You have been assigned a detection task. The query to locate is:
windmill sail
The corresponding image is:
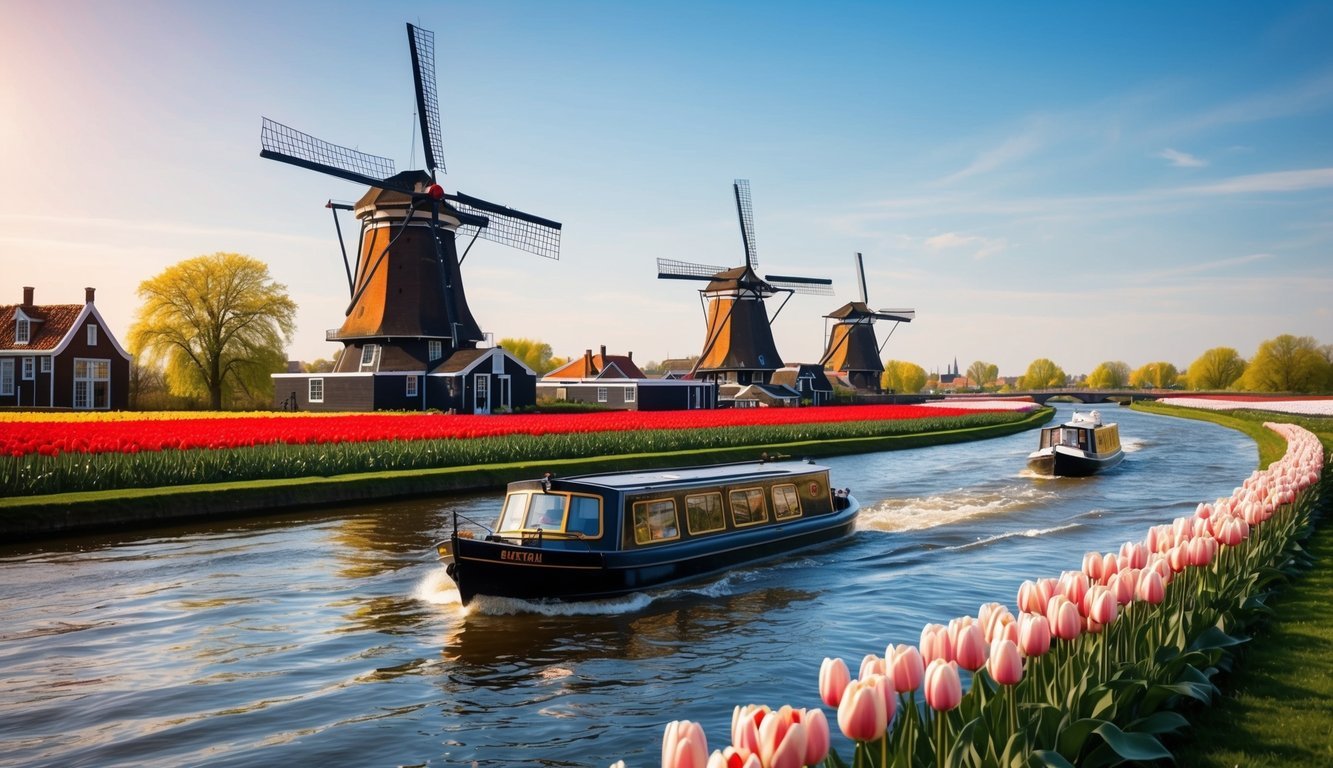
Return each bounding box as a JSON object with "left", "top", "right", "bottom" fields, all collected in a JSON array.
[
  {"left": 657, "top": 258, "right": 729, "bottom": 281},
  {"left": 733, "top": 179, "right": 759, "bottom": 269},
  {"left": 453, "top": 194, "right": 562, "bottom": 260},
  {"left": 407, "top": 23, "right": 447, "bottom": 176},
  {"left": 260, "top": 118, "right": 399, "bottom": 191}
]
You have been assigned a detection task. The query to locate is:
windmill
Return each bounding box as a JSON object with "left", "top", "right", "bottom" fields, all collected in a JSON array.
[
  {"left": 819, "top": 252, "right": 915, "bottom": 391},
  {"left": 259, "top": 23, "right": 560, "bottom": 384},
  {"left": 657, "top": 180, "right": 832, "bottom": 392}
]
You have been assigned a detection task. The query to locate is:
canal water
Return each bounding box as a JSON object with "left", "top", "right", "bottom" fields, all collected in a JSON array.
[{"left": 0, "top": 404, "right": 1258, "bottom": 767}]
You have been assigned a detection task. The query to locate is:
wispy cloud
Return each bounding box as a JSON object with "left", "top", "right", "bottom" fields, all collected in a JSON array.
[
  {"left": 922, "top": 232, "right": 1008, "bottom": 259},
  {"left": 1177, "top": 167, "right": 1333, "bottom": 195},
  {"left": 936, "top": 124, "right": 1046, "bottom": 185},
  {"left": 1139, "top": 252, "right": 1275, "bottom": 281},
  {"left": 1157, "top": 147, "right": 1207, "bottom": 167},
  {"left": 1170, "top": 69, "right": 1333, "bottom": 134}
]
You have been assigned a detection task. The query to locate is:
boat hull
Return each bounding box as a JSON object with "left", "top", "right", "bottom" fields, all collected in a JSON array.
[
  {"left": 1027, "top": 447, "right": 1123, "bottom": 477},
  {"left": 443, "top": 500, "right": 859, "bottom": 605}
]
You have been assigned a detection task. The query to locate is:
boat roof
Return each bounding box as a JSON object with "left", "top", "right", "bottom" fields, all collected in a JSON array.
[
  {"left": 1054, "top": 410, "right": 1115, "bottom": 429},
  {"left": 551, "top": 459, "right": 829, "bottom": 492}
]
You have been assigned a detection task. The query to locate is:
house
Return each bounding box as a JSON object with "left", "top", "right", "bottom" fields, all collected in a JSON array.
[
  {"left": 771, "top": 364, "right": 835, "bottom": 405},
  {"left": 0, "top": 287, "right": 131, "bottom": 410},
  {"left": 539, "top": 346, "right": 715, "bottom": 410},
  {"left": 272, "top": 345, "right": 536, "bottom": 413}
]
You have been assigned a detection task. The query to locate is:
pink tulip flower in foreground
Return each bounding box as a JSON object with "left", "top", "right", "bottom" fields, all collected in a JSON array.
[
  {"left": 923, "top": 659, "right": 963, "bottom": 712},
  {"left": 1049, "top": 597, "right": 1083, "bottom": 641},
  {"left": 837, "top": 677, "right": 889, "bottom": 742},
  {"left": 818, "top": 657, "right": 850, "bottom": 708},
  {"left": 1017, "top": 612, "right": 1051, "bottom": 657},
  {"left": 887, "top": 643, "right": 925, "bottom": 693},
  {"left": 952, "top": 622, "right": 988, "bottom": 672},
  {"left": 801, "top": 708, "right": 831, "bottom": 767},
  {"left": 987, "top": 638, "right": 1024, "bottom": 686},
  {"left": 755, "top": 706, "right": 808, "bottom": 768},
  {"left": 1136, "top": 569, "right": 1165, "bottom": 605},
  {"left": 663, "top": 720, "right": 709, "bottom": 768},
  {"left": 705, "top": 747, "right": 761, "bottom": 768},
  {"left": 919, "top": 623, "right": 953, "bottom": 665}
]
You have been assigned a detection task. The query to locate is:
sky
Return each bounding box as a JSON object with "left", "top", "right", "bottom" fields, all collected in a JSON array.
[{"left": 2, "top": 0, "right": 1331, "bottom": 378}]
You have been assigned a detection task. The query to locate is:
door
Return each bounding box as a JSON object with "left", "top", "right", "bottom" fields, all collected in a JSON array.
[{"left": 473, "top": 374, "right": 490, "bottom": 415}]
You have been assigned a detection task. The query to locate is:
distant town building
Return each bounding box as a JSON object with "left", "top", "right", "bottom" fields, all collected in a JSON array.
[{"left": 539, "top": 346, "right": 715, "bottom": 410}]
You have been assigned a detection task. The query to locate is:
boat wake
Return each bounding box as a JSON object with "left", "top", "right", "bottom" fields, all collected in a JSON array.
[
  {"left": 413, "top": 567, "right": 462, "bottom": 606},
  {"left": 858, "top": 485, "right": 1060, "bottom": 532},
  {"left": 943, "top": 522, "right": 1082, "bottom": 552},
  {"left": 1122, "top": 438, "right": 1148, "bottom": 453}
]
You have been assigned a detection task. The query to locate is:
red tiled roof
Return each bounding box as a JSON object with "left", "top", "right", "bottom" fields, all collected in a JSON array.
[
  {"left": 545, "top": 351, "right": 647, "bottom": 380},
  {"left": 0, "top": 303, "right": 83, "bottom": 351}
]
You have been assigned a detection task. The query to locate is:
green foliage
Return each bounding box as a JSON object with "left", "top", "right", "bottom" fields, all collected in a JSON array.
[
  {"left": 1185, "top": 347, "right": 1247, "bottom": 391},
  {"left": 1130, "top": 361, "right": 1179, "bottom": 389},
  {"left": 498, "top": 337, "right": 565, "bottom": 374},
  {"left": 966, "top": 361, "right": 999, "bottom": 390},
  {"left": 1086, "top": 361, "right": 1130, "bottom": 389},
  {"left": 1021, "top": 358, "right": 1067, "bottom": 389},
  {"left": 882, "top": 360, "right": 928, "bottom": 393},
  {"left": 128, "top": 253, "right": 296, "bottom": 410},
  {"left": 1240, "top": 334, "right": 1331, "bottom": 393}
]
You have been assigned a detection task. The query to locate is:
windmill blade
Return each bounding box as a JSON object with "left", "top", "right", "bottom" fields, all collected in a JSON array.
[
  {"left": 766, "top": 274, "right": 834, "bottom": 296},
  {"left": 874, "top": 308, "right": 916, "bottom": 322},
  {"left": 260, "top": 117, "right": 404, "bottom": 191},
  {"left": 854, "top": 252, "right": 869, "bottom": 304},
  {"left": 406, "top": 23, "right": 447, "bottom": 175},
  {"left": 451, "top": 192, "right": 561, "bottom": 260},
  {"left": 733, "top": 179, "right": 759, "bottom": 269},
  {"left": 657, "top": 258, "right": 727, "bottom": 280}
]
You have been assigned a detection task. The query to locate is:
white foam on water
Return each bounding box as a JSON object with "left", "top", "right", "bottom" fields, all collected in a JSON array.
[
  {"left": 859, "top": 485, "right": 1059, "bottom": 532},
  {"left": 414, "top": 567, "right": 462, "bottom": 606},
  {"left": 468, "top": 591, "right": 656, "bottom": 617},
  {"left": 1122, "top": 438, "right": 1148, "bottom": 453},
  {"left": 944, "top": 522, "right": 1082, "bottom": 551}
]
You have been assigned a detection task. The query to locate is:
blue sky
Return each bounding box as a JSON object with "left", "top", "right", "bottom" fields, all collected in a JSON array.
[{"left": 3, "top": 1, "right": 1331, "bottom": 377}]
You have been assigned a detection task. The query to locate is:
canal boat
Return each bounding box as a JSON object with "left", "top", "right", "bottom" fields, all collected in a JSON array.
[
  {"left": 1026, "top": 410, "right": 1124, "bottom": 477},
  {"left": 435, "top": 457, "right": 859, "bottom": 605}
]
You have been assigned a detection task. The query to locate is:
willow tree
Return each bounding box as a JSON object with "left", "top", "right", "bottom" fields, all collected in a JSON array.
[
  {"left": 1186, "top": 347, "right": 1246, "bottom": 391},
  {"left": 881, "top": 360, "right": 928, "bottom": 393},
  {"left": 1130, "top": 361, "right": 1180, "bottom": 389},
  {"left": 1240, "top": 334, "right": 1329, "bottom": 393},
  {"left": 1083, "top": 361, "right": 1129, "bottom": 389},
  {"left": 498, "top": 337, "right": 567, "bottom": 375},
  {"left": 129, "top": 253, "right": 297, "bottom": 410},
  {"left": 1020, "top": 358, "right": 1066, "bottom": 389},
  {"left": 966, "top": 360, "right": 999, "bottom": 390}
]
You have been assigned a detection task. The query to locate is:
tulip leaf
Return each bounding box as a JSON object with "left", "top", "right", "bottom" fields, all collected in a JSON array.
[
  {"left": 1125, "top": 710, "right": 1190, "bottom": 736},
  {"left": 1186, "top": 625, "right": 1248, "bottom": 653},
  {"left": 1028, "top": 749, "right": 1077, "bottom": 768},
  {"left": 1054, "top": 717, "right": 1103, "bottom": 759},
  {"left": 1090, "top": 722, "right": 1173, "bottom": 761}
]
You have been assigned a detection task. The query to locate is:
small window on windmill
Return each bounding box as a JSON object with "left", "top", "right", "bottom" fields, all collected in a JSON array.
[
  {"left": 360, "top": 345, "right": 379, "bottom": 369},
  {"left": 429, "top": 340, "right": 443, "bottom": 361}
]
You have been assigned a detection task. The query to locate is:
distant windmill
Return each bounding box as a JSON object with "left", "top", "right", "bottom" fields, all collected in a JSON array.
[
  {"left": 657, "top": 180, "right": 832, "bottom": 388},
  {"left": 259, "top": 23, "right": 560, "bottom": 380},
  {"left": 820, "top": 253, "right": 915, "bottom": 391}
]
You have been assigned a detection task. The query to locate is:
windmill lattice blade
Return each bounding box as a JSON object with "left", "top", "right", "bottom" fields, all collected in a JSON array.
[
  {"left": 657, "top": 258, "right": 728, "bottom": 280},
  {"left": 766, "top": 274, "right": 835, "bottom": 295},
  {"left": 453, "top": 196, "right": 561, "bottom": 260},
  {"left": 733, "top": 179, "right": 758, "bottom": 269},
  {"left": 407, "top": 24, "right": 446, "bottom": 175},
  {"left": 260, "top": 118, "right": 397, "bottom": 187},
  {"left": 874, "top": 309, "right": 916, "bottom": 322},
  {"left": 855, "top": 252, "right": 869, "bottom": 304}
]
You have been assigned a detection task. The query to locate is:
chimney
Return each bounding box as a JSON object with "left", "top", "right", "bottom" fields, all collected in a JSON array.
[
  {"left": 22, "top": 286, "right": 34, "bottom": 307},
  {"left": 599, "top": 345, "right": 607, "bottom": 360},
  {"left": 628, "top": 351, "right": 633, "bottom": 361},
  {"left": 85, "top": 287, "right": 96, "bottom": 304},
  {"left": 584, "top": 349, "right": 593, "bottom": 375}
]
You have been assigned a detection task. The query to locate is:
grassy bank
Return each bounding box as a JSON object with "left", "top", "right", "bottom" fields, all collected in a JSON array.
[
  {"left": 0, "top": 406, "right": 1053, "bottom": 541},
  {"left": 1132, "top": 401, "right": 1333, "bottom": 766}
]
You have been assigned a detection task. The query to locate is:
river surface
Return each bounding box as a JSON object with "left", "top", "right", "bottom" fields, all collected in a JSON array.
[{"left": 0, "top": 404, "right": 1259, "bottom": 767}]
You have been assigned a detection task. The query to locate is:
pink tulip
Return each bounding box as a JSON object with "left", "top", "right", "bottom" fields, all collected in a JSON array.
[
  {"left": 1017, "top": 612, "right": 1051, "bottom": 657},
  {"left": 978, "top": 602, "right": 1014, "bottom": 642},
  {"left": 731, "top": 705, "right": 764, "bottom": 756},
  {"left": 801, "top": 708, "right": 831, "bottom": 767},
  {"left": 887, "top": 644, "right": 924, "bottom": 693},
  {"left": 923, "top": 659, "right": 963, "bottom": 711},
  {"left": 1081, "top": 551, "right": 1103, "bottom": 581},
  {"left": 1136, "top": 569, "right": 1165, "bottom": 605},
  {"left": 1110, "top": 570, "right": 1136, "bottom": 605},
  {"left": 1017, "top": 579, "right": 1047, "bottom": 614},
  {"left": 1090, "top": 587, "right": 1118, "bottom": 625},
  {"left": 663, "top": 720, "right": 709, "bottom": 768},
  {"left": 756, "top": 706, "right": 807, "bottom": 768},
  {"left": 705, "top": 747, "right": 761, "bottom": 768},
  {"left": 1050, "top": 597, "right": 1082, "bottom": 641},
  {"left": 836, "top": 678, "right": 888, "bottom": 742},
  {"left": 952, "top": 623, "right": 988, "bottom": 672},
  {"left": 919, "top": 623, "right": 953, "bottom": 664},
  {"left": 867, "top": 673, "right": 897, "bottom": 723},
  {"left": 819, "top": 657, "right": 850, "bottom": 708},
  {"left": 1059, "top": 570, "right": 1090, "bottom": 606},
  {"left": 987, "top": 638, "right": 1023, "bottom": 686},
  {"left": 1099, "top": 552, "right": 1120, "bottom": 584}
]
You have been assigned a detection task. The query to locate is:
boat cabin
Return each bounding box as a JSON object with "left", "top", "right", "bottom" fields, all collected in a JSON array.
[{"left": 1035, "top": 411, "right": 1120, "bottom": 456}]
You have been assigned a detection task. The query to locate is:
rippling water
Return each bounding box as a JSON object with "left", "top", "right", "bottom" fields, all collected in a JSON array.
[{"left": 0, "top": 405, "right": 1258, "bottom": 767}]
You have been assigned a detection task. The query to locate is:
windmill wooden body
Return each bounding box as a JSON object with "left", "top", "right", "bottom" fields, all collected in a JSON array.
[
  {"left": 820, "top": 253, "right": 915, "bottom": 391},
  {"left": 261, "top": 24, "right": 560, "bottom": 413},
  {"left": 658, "top": 180, "right": 832, "bottom": 405}
]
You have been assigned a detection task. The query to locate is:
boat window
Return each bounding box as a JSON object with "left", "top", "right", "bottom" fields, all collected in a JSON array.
[
  {"left": 685, "top": 492, "right": 726, "bottom": 534},
  {"left": 772, "top": 484, "right": 802, "bottom": 520},
  {"left": 632, "top": 499, "right": 680, "bottom": 545},
  {"left": 729, "top": 487, "right": 769, "bottom": 526},
  {"left": 498, "top": 493, "right": 530, "bottom": 532},
  {"left": 567, "top": 495, "right": 602, "bottom": 537},
  {"left": 525, "top": 493, "right": 567, "bottom": 530}
]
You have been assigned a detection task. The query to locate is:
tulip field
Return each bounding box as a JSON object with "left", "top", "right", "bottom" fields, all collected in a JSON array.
[
  {"left": 631, "top": 420, "right": 1328, "bottom": 768},
  {"left": 0, "top": 405, "right": 1035, "bottom": 497}
]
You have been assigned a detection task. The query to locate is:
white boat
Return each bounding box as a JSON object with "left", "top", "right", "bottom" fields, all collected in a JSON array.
[{"left": 1027, "top": 410, "right": 1124, "bottom": 477}]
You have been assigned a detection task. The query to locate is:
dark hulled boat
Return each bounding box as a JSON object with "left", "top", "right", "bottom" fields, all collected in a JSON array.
[
  {"left": 1026, "top": 410, "right": 1124, "bottom": 477},
  {"left": 435, "top": 458, "right": 859, "bottom": 605}
]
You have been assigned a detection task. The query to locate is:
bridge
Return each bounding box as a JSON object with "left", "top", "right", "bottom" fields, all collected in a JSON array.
[{"left": 939, "top": 389, "right": 1174, "bottom": 406}]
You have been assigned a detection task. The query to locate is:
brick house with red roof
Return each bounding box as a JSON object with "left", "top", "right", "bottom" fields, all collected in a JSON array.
[
  {"left": 538, "top": 345, "right": 715, "bottom": 410},
  {"left": 0, "top": 287, "right": 130, "bottom": 410}
]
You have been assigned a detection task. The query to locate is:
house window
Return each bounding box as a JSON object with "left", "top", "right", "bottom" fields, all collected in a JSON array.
[
  {"left": 15, "top": 316, "right": 29, "bottom": 345},
  {"left": 0, "top": 359, "right": 13, "bottom": 396},
  {"left": 309, "top": 378, "right": 324, "bottom": 403},
  {"left": 497, "top": 375, "right": 511, "bottom": 411},
  {"left": 73, "top": 358, "right": 110, "bottom": 409},
  {"left": 406, "top": 376, "right": 418, "bottom": 397},
  {"left": 624, "top": 386, "right": 636, "bottom": 403},
  {"left": 428, "top": 340, "right": 443, "bottom": 361},
  {"left": 40, "top": 356, "right": 51, "bottom": 373},
  {"left": 21, "top": 357, "right": 34, "bottom": 380},
  {"left": 86, "top": 324, "right": 98, "bottom": 346},
  {"left": 596, "top": 386, "right": 608, "bottom": 403}
]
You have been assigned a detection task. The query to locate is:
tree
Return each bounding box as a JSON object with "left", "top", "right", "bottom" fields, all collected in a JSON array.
[
  {"left": 128, "top": 253, "right": 297, "bottom": 410},
  {"left": 1085, "top": 361, "right": 1130, "bottom": 389},
  {"left": 1130, "top": 362, "right": 1180, "bottom": 389},
  {"left": 498, "top": 337, "right": 566, "bottom": 374},
  {"left": 1240, "top": 334, "right": 1330, "bottom": 393},
  {"left": 966, "top": 360, "right": 999, "bottom": 390},
  {"left": 881, "top": 360, "right": 927, "bottom": 393},
  {"left": 1019, "top": 358, "right": 1066, "bottom": 389},
  {"left": 1186, "top": 347, "right": 1246, "bottom": 391},
  {"left": 303, "top": 358, "right": 336, "bottom": 373}
]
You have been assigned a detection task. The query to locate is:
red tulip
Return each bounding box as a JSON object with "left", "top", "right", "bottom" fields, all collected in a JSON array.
[
  {"left": 818, "top": 657, "right": 850, "bottom": 708},
  {"left": 705, "top": 747, "right": 760, "bottom": 768},
  {"left": 987, "top": 638, "right": 1023, "bottom": 686},
  {"left": 663, "top": 720, "right": 708, "bottom": 768},
  {"left": 923, "top": 659, "right": 963, "bottom": 712}
]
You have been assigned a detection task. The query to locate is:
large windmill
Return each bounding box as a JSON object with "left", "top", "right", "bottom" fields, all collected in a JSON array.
[
  {"left": 657, "top": 180, "right": 832, "bottom": 396},
  {"left": 819, "top": 252, "right": 915, "bottom": 391},
  {"left": 260, "top": 23, "right": 560, "bottom": 412}
]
